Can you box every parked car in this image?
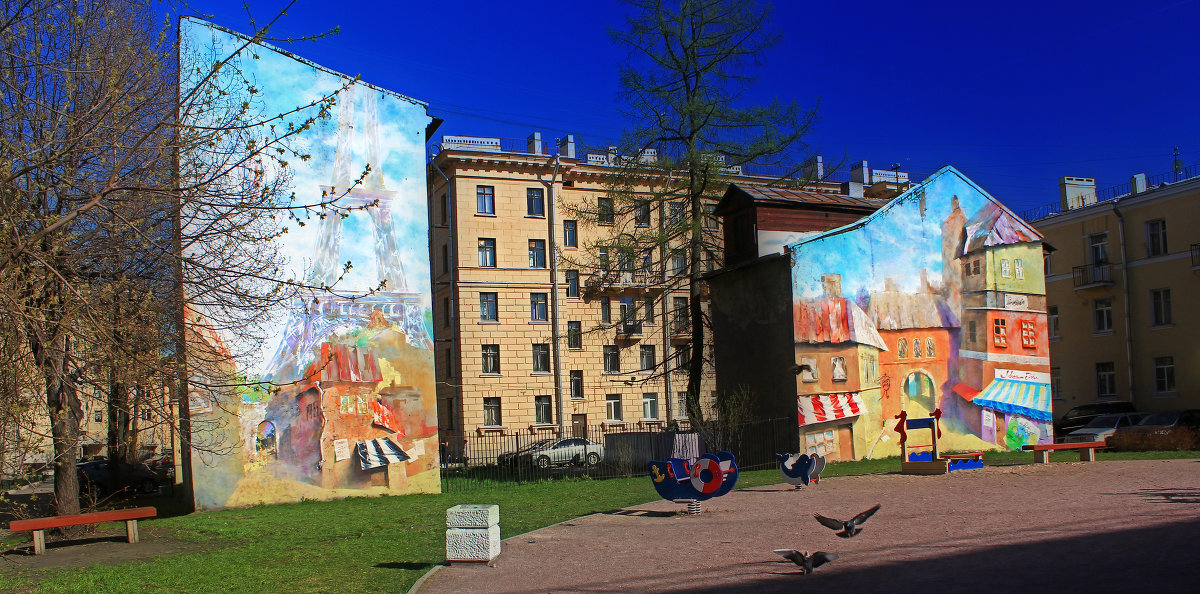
[77,460,161,496]
[500,438,605,469]
[1060,412,1149,444]
[497,439,555,466]
[1115,410,1200,438]
[1054,401,1137,438]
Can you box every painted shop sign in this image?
[995,368,1051,383]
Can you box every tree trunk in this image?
[31,329,83,517]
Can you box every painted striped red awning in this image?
[798,392,865,427]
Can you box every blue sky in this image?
[183,0,1200,216]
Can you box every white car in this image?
[1061,412,1149,444]
[520,438,605,468]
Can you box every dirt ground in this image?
[418,459,1200,593]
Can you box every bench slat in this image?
[1021,441,1106,451]
[9,506,156,532]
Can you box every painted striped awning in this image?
[357,437,410,470]
[971,378,1052,421]
[798,392,865,427]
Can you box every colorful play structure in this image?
[775,452,826,488]
[648,452,739,513]
[895,410,984,475]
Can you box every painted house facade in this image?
[785,166,1052,458]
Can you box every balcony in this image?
[616,319,643,338]
[1072,263,1113,290]
[1191,243,1200,271]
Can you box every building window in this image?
[529,239,547,268]
[1000,258,1011,278]
[563,220,577,248]
[642,393,659,419]
[993,318,1007,347]
[1020,319,1036,348]
[968,321,977,343]
[480,292,498,322]
[1150,288,1172,326]
[1094,298,1113,333]
[972,259,980,275]
[643,297,655,323]
[676,392,688,419]
[598,197,614,224]
[532,343,550,373]
[444,348,454,378]
[617,248,634,273]
[570,370,583,400]
[535,395,552,424]
[635,200,650,226]
[703,203,718,229]
[925,337,935,358]
[483,397,501,426]
[94,410,103,423]
[640,248,653,275]
[1145,219,1167,257]
[674,344,690,373]
[640,345,656,372]
[1096,362,1116,398]
[603,345,620,373]
[527,188,545,217]
[600,297,612,323]
[443,296,451,327]
[598,247,610,270]
[476,185,495,214]
[1089,233,1109,264]
[567,321,582,349]
[478,238,496,267]
[530,293,548,321]
[439,193,448,225]
[671,250,687,276]
[672,297,688,333]
[669,202,685,225]
[1014,259,1024,280]
[1051,367,1062,401]
[831,356,847,382]
[482,344,500,374]
[565,270,579,298]
[606,394,623,421]
[897,338,908,358]
[1153,356,1175,393]
[441,244,449,274]
[798,358,818,382]
[1048,306,1060,338]
[1043,253,1051,276]
[912,337,923,358]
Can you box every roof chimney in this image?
[527,132,543,155]
[1059,176,1096,210]
[851,161,870,184]
[840,181,863,199]
[558,135,576,159]
[1130,173,1147,194]
[802,155,824,181]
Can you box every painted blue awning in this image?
[972,378,1052,421]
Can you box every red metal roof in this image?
[735,184,890,210]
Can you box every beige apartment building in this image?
[426,134,847,450]
[1028,168,1199,415]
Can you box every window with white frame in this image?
[478,238,496,267]
[603,345,620,373]
[563,220,577,248]
[483,397,501,425]
[606,394,623,421]
[1096,362,1116,398]
[676,392,688,419]
[1094,298,1113,332]
[993,318,1007,347]
[635,200,650,226]
[1048,305,1059,338]
[570,370,583,400]
[1020,319,1036,348]
[642,393,659,419]
[1000,258,1011,278]
[481,344,500,374]
[480,292,498,321]
[1014,258,1024,280]
[531,343,550,373]
[1150,288,1172,326]
[1145,219,1167,257]
[1153,356,1175,394]
[535,395,552,424]
[640,345,656,372]
[598,197,614,224]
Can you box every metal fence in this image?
[438,417,797,492]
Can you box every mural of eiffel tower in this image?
[264,85,431,382]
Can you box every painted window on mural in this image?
[256,421,277,457]
[912,337,923,358]
[798,358,818,382]
[1000,258,1011,278]
[897,338,908,358]
[1020,320,1036,348]
[1014,258,1024,279]
[993,318,1007,347]
[831,357,847,381]
[925,337,935,358]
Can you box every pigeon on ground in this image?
[814,503,881,538]
[773,549,838,574]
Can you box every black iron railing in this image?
[1072,263,1112,288]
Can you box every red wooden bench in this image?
[8,506,156,555]
[1021,440,1106,464]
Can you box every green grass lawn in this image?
[3,450,1196,593]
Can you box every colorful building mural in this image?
[789,166,1051,459]
[180,19,439,509]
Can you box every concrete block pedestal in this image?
[446,504,500,563]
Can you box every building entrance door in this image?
[571,414,587,438]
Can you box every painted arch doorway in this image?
[903,371,937,416]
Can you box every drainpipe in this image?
[1112,201,1135,405]
[430,158,460,445]
[539,155,566,436]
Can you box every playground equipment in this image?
[895,409,984,474]
[775,453,826,488]
[648,452,739,512]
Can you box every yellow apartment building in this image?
[425,134,850,453]
[1027,168,1199,414]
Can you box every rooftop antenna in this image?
[1172,146,1184,178]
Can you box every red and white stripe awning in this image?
[798,392,865,427]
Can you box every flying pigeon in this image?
[773,549,838,574]
[814,504,881,538]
